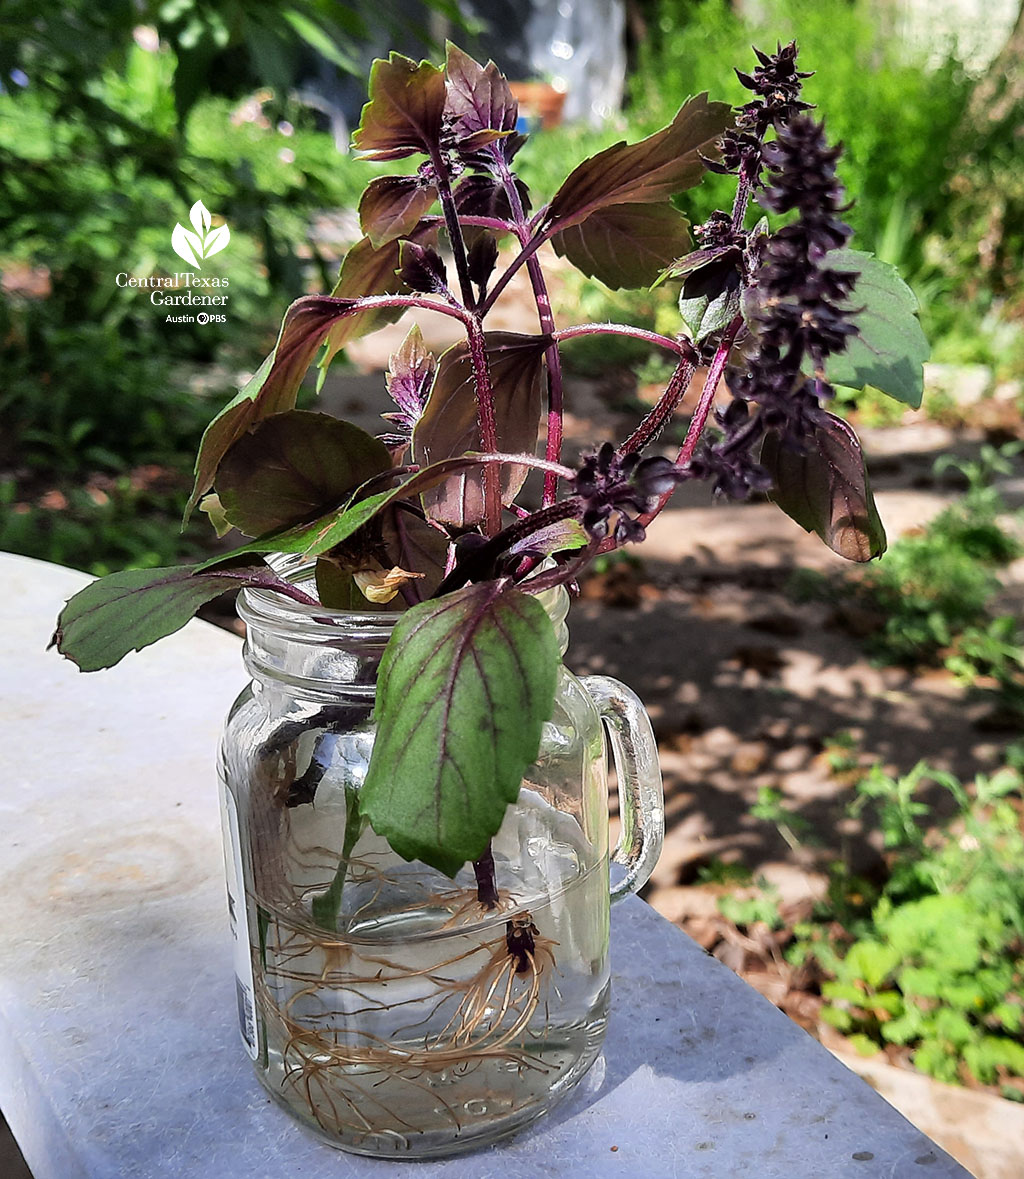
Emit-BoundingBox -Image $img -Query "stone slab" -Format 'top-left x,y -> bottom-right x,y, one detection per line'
0,552 -> 969,1178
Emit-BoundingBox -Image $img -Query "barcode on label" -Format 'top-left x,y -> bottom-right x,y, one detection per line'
235,975 -> 257,1056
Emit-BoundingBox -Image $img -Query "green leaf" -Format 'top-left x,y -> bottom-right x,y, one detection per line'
351,52 -> 446,161
51,562 -> 285,671
358,175 -> 438,248
551,202 -> 692,290
677,256 -> 742,342
412,332 -> 549,527
360,582 -> 560,876
761,413 -> 887,562
543,93 -> 732,235
186,296 -> 359,519
216,412 -> 391,536
826,248 -> 929,409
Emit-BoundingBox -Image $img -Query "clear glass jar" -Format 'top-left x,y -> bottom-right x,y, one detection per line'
218,560 -> 663,1158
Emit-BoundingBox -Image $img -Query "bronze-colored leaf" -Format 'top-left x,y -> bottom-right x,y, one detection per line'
543,93 -> 732,234
379,505 -> 449,601
359,175 -> 437,248
412,332 -> 549,527
320,225 -> 437,374
551,202 -> 692,289
351,53 -> 446,161
444,43 -> 517,142
216,411 -> 391,536
761,414 -> 887,562
186,296 -> 357,518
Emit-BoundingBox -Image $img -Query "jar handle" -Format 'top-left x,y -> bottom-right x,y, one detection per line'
581,675 -> 664,904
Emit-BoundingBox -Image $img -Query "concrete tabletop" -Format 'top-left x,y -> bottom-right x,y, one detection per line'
0,551 -> 969,1178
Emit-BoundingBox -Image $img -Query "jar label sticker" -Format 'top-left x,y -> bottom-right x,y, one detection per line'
220,784 -> 259,1060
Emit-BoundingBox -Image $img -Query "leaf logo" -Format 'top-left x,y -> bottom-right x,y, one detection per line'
172,200 -> 230,269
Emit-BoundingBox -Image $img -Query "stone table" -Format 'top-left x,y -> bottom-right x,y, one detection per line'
0,552 -> 969,1178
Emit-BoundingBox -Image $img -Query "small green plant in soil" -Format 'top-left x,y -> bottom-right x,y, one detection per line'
52,42 -> 925,900
791,758 -> 1024,1094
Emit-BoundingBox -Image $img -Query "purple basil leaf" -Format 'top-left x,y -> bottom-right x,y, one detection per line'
467,231 -> 499,291
453,172 -> 531,234
351,52 -> 446,161
216,411 -> 392,536
509,518 -> 588,557
379,504 -> 449,601
551,202 -> 693,290
358,175 -> 438,248
385,324 -> 436,430
360,581 -> 560,876
187,295 -> 359,518
318,225 -> 438,378
658,242 -> 742,285
761,413 -> 887,562
444,42 -> 517,143
543,93 -> 733,234
398,241 -> 448,292
412,332 -> 550,527
51,562 -> 301,671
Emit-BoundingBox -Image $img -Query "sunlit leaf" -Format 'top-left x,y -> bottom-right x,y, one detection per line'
384,325 -> 436,434
761,413 -> 887,562
216,412 -> 391,536
825,248 -> 929,409
51,562 -> 296,671
543,93 -> 732,234
413,332 -> 549,527
360,582 -> 560,875
552,202 -> 692,289
677,256 -> 743,342
444,43 -> 517,143
358,175 -> 437,248
351,52 -> 446,161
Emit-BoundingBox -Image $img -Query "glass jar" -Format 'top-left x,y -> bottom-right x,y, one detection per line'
218,560 -> 663,1158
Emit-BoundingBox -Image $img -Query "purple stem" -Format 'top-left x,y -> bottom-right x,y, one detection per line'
554,323 -> 685,354
619,356 -> 697,456
478,232 -> 548,317
677,316 -> 742,467
465,320 -> 502,533
430,148 -> 476,309
495,154 -> 565,506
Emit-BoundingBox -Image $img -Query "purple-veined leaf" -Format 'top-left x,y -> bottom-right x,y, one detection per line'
509,517 -> 588,557
444,43 -> 517,143
358,175 -> 438,248
384,325 -> 435,434
186,296 -> 359,518
351,52 -> 446,161
761,413 -> 887,562
216,411 -> 391,536
551,202 -> 692,290
51,562 -> 310,672
412,332 -> 549,527
543,94 -> 731,235
360,581 -> 560,876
